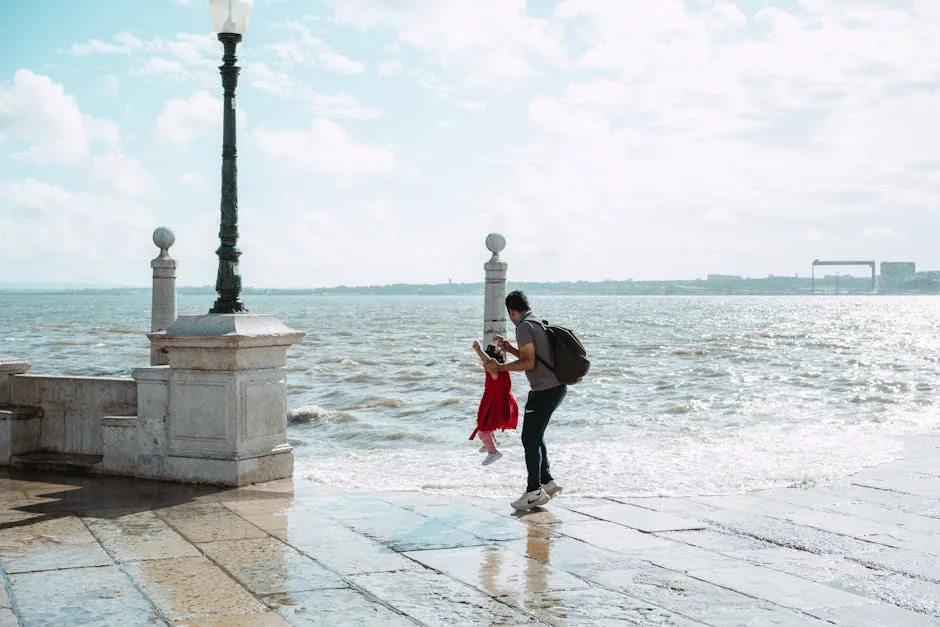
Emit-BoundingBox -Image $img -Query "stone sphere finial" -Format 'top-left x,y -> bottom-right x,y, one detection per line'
485,233 -> 506,260
153,227 -> 175,258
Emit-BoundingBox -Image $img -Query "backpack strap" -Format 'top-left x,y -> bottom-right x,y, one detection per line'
525,317 -> 556,373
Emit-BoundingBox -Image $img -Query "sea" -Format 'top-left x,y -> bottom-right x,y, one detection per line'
2,292 -> 939,498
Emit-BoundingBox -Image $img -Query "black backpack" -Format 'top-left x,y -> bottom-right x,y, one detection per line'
528,318 -> 590,385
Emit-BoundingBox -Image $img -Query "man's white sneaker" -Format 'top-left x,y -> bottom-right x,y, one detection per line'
482,452 -> 502,466
511,488 -> 550,511
542,480 -> 563,498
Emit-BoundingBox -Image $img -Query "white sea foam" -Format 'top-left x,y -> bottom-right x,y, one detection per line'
295,411 -> 934,498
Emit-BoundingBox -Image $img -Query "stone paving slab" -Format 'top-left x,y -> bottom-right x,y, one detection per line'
197,537 -> 346,595
1,439 -> 940,625
8,565 -> 162,626
175,611 -> 291,626
85,511 -> 201,563
274,522 -> 422,576
495,587 -> 702,626
556,519 -> 678,552
349,569 -> 536,624
263,588 -> 415,626
561,499 -> 706,533
0,516 -> 112,574
586,561 -> 828,625
403,545 -> 591,596
122,556 -> 268,622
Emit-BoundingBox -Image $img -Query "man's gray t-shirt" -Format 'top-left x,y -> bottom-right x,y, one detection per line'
515,312 -> 563,391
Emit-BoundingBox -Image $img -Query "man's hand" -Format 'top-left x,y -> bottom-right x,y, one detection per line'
493,335 -> 512,352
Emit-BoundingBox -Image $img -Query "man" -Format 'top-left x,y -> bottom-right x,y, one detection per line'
486,290 -> 566,511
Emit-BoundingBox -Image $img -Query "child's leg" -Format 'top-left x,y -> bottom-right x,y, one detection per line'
479,431 -> 498,454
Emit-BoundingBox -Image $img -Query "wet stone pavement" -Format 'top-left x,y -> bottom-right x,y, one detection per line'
1,436 -> 939,625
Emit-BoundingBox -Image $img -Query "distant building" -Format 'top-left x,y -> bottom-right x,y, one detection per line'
707,274 -> 743,282
880,262 -> 916,292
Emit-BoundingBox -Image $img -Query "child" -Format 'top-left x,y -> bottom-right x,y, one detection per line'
470,340 -> 519,466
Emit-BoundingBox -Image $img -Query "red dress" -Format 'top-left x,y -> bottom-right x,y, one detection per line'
469,371 -> 519,440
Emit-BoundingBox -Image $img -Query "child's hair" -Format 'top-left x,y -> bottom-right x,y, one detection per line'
484,344 -> 505,363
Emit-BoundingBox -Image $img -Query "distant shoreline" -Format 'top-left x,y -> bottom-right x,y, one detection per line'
1,276 -> 936,296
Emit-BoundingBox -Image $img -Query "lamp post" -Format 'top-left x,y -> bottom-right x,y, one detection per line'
208,0 -> 253,314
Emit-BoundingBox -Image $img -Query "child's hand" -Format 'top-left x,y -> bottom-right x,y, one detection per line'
472,339 -> 481,351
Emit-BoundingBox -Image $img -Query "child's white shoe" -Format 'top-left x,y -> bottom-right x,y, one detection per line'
482,451 -> 502,466
479,437 -> 499,453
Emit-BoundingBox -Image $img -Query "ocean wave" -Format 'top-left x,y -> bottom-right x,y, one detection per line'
289,405 -> 358,424
107,327 -> 147,335
742,331 -> 807,340
672,348 -> 711,356
339,397 -> 408,410
441,397 -> 462,406
385,431 -> 440,443
317,357 -> 380,366
850,395 -> 897,405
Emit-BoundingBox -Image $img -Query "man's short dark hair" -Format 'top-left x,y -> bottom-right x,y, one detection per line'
505,290 -> 530,313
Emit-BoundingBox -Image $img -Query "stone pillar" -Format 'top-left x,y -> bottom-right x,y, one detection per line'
483,233 -> 508,346
150,227 -> 177,366
148,314 -> 304,486
0,361 -> 40,466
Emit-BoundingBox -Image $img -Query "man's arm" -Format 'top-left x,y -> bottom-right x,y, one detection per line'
493,334 -> 520,358
488,342 -> 535,373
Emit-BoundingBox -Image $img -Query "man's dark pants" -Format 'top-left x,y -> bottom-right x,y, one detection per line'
521,384 -> 567,492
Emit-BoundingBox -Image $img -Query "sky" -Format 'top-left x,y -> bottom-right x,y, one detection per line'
1,0 -> 939,288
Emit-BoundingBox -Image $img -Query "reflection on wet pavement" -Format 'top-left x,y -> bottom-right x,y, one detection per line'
0,435 -> 939,625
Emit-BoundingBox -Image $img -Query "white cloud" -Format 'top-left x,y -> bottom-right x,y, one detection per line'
152,32 -> 217,65
0,178 -> 153,262
155,91 -> 220,152
319,52 -> 365,75
12,2 -> 940,285
0,69 -> 119,165
134,57 -> 191,80
102,74 -> 120,96
247,62 -> 382,118
306,92 -> 382,119
70,31 -> 219,87
179,172 -> 210,189
69,33 -> 144,55
246,62 -> 295,97
266,21 -> 366,74
253,119 -> 395,183
322,0 -> 565,85
460,1 -> 940,279
377,60 -> 403,76
235,197 -> 481,288
91,152 -> 155,197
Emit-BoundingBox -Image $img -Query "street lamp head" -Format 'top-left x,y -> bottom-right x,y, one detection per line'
210,0 -> 253,36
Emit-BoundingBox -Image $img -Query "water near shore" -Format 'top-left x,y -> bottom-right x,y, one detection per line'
2,293 -> 938,497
